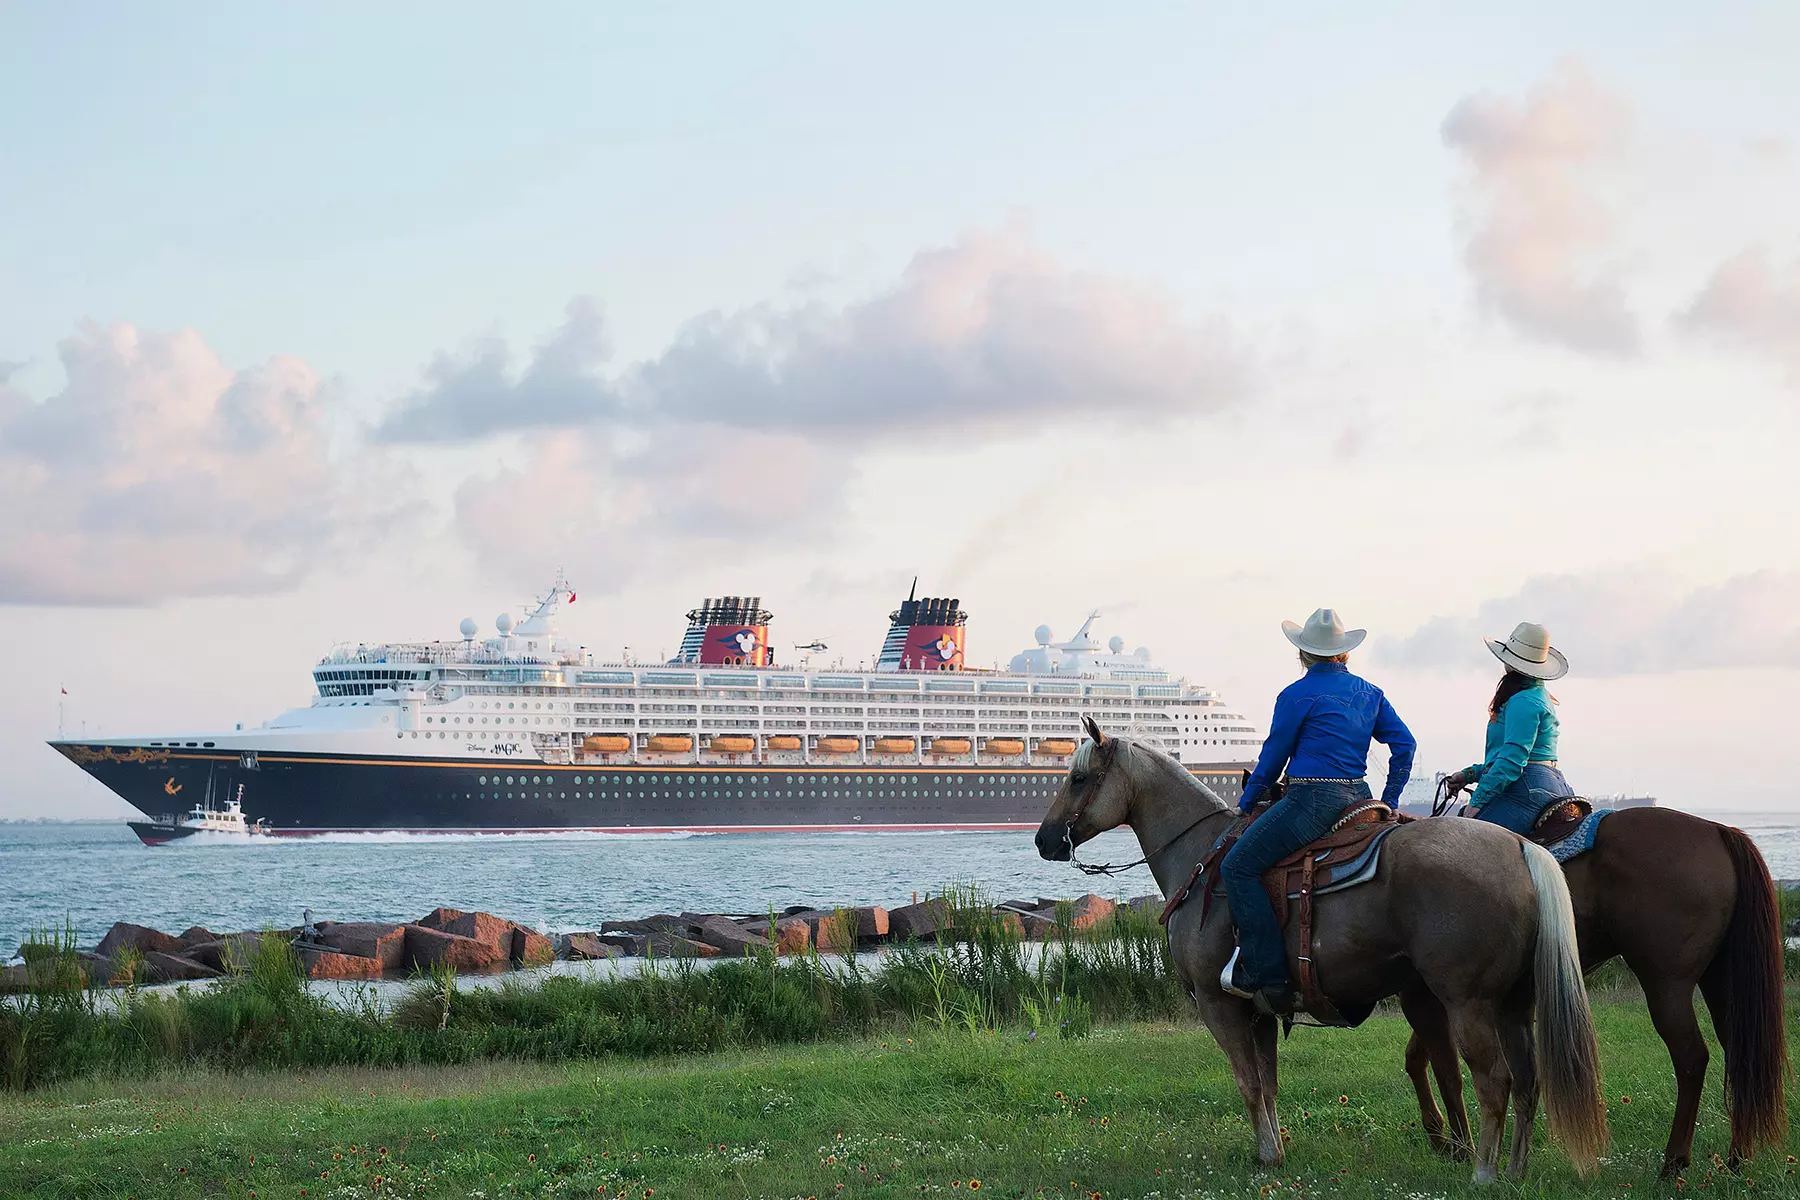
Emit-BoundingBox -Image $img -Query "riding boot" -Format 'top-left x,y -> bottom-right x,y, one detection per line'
1252,984 -> 1298,1017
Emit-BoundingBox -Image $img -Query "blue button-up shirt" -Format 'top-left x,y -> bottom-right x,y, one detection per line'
1242,662 -> 1416,809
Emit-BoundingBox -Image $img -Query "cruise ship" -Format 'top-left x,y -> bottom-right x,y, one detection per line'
51,579 -> 1262,837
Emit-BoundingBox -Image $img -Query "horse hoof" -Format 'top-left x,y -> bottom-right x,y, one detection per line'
1658,1157 -> 1688,1180
1470,1165 -> 1498,1185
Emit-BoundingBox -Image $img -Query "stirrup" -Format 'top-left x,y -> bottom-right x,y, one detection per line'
1219,946 -> 1255,1000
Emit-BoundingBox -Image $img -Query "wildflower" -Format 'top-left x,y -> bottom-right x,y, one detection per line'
970,1182 -> 982,1191
1338,1095 -> 1348,1104
1621,1095 -> 1632,1104
528,1154 -> 536,1162
1099,1117 -> 1108,1126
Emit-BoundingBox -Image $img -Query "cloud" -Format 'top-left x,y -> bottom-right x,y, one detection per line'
378,227 -> 1249,445
1677,246 -> 1800,376
451,427 -> 850,590
374,297 -> 621,444
1381,568 -> 1800,676
636,228 -> 1247,434
1442,62 -> 1639,356
0,322 -> 357,605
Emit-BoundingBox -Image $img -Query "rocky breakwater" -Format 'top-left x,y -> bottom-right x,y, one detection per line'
3,893 -> 1148,991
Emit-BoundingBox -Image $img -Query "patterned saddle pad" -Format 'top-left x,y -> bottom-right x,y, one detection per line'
1537,806 -> 1613,864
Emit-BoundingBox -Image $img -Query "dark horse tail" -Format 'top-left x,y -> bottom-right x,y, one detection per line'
1714,825 -> 1789,1158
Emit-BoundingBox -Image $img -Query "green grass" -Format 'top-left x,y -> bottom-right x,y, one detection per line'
2,995 -> 1795,1199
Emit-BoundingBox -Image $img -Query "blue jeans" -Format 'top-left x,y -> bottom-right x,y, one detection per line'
1470,763 -> 1573,835
1221,780 -> 1371,991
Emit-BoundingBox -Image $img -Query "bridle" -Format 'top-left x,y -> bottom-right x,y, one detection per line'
1061,737 -> 1218,877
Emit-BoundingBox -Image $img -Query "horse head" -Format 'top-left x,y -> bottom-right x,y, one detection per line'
1035,715 -> 1133,859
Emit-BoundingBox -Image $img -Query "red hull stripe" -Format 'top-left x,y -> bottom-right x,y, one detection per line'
263,822 -> 1040,836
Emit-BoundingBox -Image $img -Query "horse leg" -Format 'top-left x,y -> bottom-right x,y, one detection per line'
1696,965 -> 1736,1170
1253,1011 -> 1281,1153
1498,985 -> 1539,1180
1400,982 -> 1469,1159
1637,972 -> 1711,1177
1196,995 -> 1283,1166
1403,1029 -> 1450,1155
1446,1000 -> 1513,1184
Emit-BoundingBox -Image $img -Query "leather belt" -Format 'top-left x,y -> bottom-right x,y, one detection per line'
1288,776 -> 1366,784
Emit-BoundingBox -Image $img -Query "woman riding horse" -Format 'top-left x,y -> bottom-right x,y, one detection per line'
1221,608 -> 1416,1014
1442,622 -> 1573,834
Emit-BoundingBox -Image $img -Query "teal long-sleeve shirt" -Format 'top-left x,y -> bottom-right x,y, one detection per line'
1464,682 -> 1560,806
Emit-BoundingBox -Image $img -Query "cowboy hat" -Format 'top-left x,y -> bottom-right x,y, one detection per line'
1485,621 -> 1568,680
1281,608 -> 1366,656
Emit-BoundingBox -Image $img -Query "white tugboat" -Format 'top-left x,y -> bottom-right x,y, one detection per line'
126,782 -> 271,845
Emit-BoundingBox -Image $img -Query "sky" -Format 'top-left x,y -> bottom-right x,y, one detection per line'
3,3 -> 1797,818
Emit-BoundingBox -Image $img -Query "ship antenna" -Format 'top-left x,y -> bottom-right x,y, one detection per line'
907,575 -> 917,602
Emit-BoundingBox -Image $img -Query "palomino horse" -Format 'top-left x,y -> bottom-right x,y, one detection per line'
1035,722 -> 1609,1183
1401,807 -> 1788,1177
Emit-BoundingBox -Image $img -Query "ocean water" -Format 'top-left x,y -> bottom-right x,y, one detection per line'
2,813 -> 1797,954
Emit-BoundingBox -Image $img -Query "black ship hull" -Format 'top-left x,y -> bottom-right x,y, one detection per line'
54,744 -> 1251,834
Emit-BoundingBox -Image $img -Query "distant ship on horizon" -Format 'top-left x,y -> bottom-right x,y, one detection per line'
1396,772 -> 1657,817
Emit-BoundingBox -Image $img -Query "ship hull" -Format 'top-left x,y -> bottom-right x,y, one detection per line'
54,743 -> 1251,834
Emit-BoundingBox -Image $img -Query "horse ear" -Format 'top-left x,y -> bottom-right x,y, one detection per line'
1083,714 -> 1106,745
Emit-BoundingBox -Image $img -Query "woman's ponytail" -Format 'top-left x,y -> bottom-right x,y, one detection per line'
1488,668 -> 1537,721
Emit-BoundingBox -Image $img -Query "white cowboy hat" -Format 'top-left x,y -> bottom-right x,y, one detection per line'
1281,608 -> 1366,656
1485,621 -> 1568,680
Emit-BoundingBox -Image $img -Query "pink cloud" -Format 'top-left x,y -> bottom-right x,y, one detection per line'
1442,62 -> 1639,356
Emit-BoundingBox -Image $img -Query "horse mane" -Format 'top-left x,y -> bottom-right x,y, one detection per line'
1075,734 -> 1231,813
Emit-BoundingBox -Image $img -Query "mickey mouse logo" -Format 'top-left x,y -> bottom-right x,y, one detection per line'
919,634 -> 959,662
716,629 -> 761,656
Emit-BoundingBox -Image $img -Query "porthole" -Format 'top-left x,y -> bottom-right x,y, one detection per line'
479,776 -> 487,785
506,776 -> 514,784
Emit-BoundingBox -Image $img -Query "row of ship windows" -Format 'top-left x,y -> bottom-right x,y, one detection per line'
477,773 -> 1058,786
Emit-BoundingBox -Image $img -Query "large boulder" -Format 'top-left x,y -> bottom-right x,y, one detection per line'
791,906 -> 889,951
596,932 -> 648,956
558,933 -> 621,960
95,922 -> 182,961
318,922 -> 408,969
769,918 -> 811,955
79,951 -> 134,985
416,909 -> 515,954
600,915 -> 694,937
0,964 -> 28,992
644,932 -> 720,959
696,917 -> 771,956
295,946 -> 384,980
143,951 -> 221,983
403,926 -> 505,972
184,932 -> 291,973
512,927 -> 555,967
888,898 -> 951,941
176,925 -> 222,949
1069,894 -> 1116,931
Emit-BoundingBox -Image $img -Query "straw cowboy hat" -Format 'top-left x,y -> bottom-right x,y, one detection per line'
1281,608 -> 1366,656
1485,621 -> 1568,680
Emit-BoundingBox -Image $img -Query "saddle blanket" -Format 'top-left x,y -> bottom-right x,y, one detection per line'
1543,808 -> 1613,864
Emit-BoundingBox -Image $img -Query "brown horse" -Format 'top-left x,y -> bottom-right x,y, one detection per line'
1401,807 -> 1788,1178
1036,723 -> 1610,1183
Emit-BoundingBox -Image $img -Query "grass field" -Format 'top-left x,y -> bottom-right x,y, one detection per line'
2,993 -> 1794,1199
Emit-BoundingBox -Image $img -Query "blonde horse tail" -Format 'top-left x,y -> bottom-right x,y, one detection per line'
1523,838 -> 1610,1175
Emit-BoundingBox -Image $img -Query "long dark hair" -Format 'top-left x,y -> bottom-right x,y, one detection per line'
1488,668 -> 1538,721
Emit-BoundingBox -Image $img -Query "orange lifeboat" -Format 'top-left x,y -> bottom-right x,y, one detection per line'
645,734 -> 694,753
765,735 -> 802,752
1035,739 -> 1077,757
928,737 -> 972,755
708,735 -> 755,754
983,738 -> 1025,756
815,736 -> 861,755
873,737 -> 917,755
582,734 -> 631,754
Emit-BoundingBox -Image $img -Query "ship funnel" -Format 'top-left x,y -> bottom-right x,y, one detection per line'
875,590 -> 968,672
669,595 -> 774,666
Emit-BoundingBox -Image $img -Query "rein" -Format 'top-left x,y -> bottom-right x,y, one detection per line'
1061,739 -> 1221,876
1430,775 -> 1467,819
